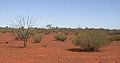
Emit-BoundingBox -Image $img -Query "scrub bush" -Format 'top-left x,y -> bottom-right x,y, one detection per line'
109,34 -> 120,41
33,34 -> 43,43
73,30 -> 110,51
55,33 -> 67,41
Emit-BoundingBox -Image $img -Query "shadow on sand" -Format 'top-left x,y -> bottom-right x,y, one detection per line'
67,48 -> 100,52
9,46 -> 25,48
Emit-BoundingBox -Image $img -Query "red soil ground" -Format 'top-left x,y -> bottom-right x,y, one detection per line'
0,32 -> 120,63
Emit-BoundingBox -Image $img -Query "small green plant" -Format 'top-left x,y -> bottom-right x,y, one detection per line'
73,30 -> 110,51
55,33 -> 67,41
33,34 -> 43,43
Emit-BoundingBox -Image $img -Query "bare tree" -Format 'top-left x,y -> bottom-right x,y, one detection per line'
11,16 -> 36,47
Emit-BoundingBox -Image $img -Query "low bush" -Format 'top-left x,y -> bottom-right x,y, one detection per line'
74,31 -> 79,35
109,34 -> 120,41
15,32 -> 23,40
73,30 -> 110,51
54,33 -> 67,41
33,34 -> 43,43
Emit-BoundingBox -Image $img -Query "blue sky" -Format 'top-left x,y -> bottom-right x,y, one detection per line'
0,0 -> 120,29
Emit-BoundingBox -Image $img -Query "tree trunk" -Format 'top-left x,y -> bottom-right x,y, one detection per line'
24,39 -> 27,47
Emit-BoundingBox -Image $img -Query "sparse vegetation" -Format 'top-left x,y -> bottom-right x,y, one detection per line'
0,0 -> 120,62
10,16 -> 36,47
108,30 -> 120,41
109,34 -> 120,41
33,34 -> 43,43
54,33 -> 67,41
15,32 -> 23,40
73,30 -> 110,51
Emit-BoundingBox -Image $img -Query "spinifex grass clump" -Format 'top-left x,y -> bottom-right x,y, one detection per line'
73,30 -> 110,51
55,33 -> 67,41
33,34 -> 43,43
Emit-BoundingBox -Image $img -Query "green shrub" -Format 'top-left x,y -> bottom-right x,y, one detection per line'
73,30 -> 110,51
33,34 -> 43,43
55,33 -> 67,41
109,34 -> 120,41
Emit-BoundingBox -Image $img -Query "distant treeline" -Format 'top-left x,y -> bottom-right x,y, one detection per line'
0,26 -> 120,35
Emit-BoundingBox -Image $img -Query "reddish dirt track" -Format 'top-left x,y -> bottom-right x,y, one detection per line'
0,32 -> 120,63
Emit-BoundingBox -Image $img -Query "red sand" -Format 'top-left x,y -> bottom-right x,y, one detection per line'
0,32 -> 120,63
